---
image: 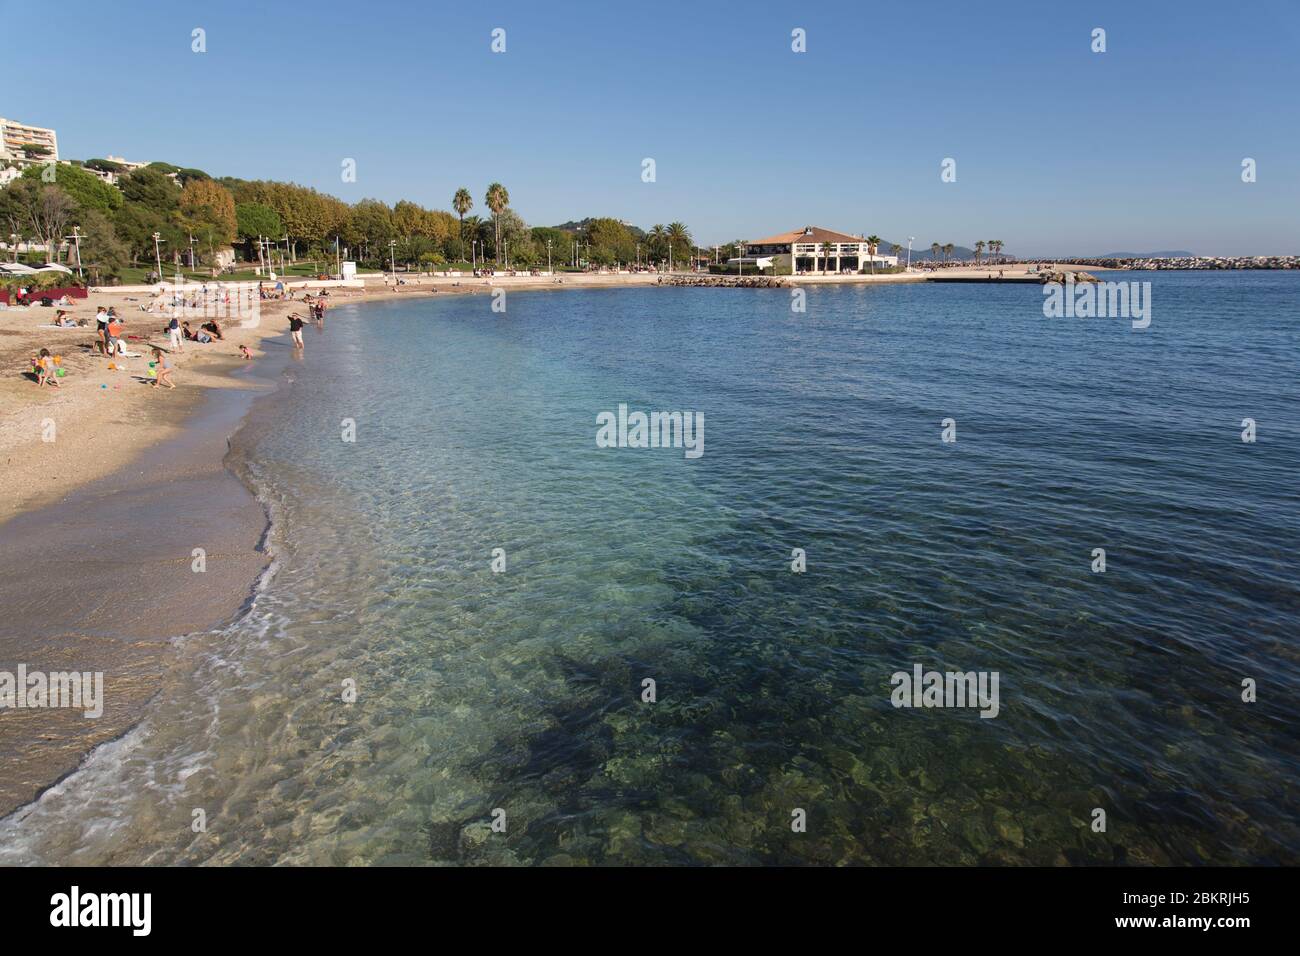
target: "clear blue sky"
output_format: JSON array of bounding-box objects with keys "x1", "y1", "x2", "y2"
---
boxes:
[{"x1": 5, "y1": 0, "x2": 1298, "y2": 255}]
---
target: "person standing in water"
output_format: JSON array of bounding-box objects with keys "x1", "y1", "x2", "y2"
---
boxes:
[{"x1": 288, "y1": 313, "x2": 305, "y2": 349}]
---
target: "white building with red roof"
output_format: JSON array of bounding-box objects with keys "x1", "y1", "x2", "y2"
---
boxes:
[{"x1": 737, "y1": 226, "x2": 898, "y2": 274}]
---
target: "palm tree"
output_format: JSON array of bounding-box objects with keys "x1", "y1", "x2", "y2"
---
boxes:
[
  {"x1": 452, "y1": 188, "x2": 473, "y2": 246},
  {"x1": 974, "y1": 240, "x2": 985, "y2": 265},
  {"x1": 821, "y1": 239, "x2": 835, "y2": 275},
  {"x1": 891, "y1": 243, "x2": 901, "y2": 260},
  {"x1": 648, "y1": 224, "x2": 667, "y2": 269},
  {"x1": 943, "y1": 243, "x2": 955, "y2": 263},
  {"x1": 484, "y1": 183, "x2": 509, "y2": 263},
  {"x1": 866, "y1": 234, "x2": 882, "y2": 274},
  {"x1": 992, "y1": 239, "x2": 1003, "y2": 264},
  {"x1": 930, "y1": 242, "x2": 941, "y2": 263},
  {"x1": 666, "y1": 222, "x2": 690, "y2": 271}
]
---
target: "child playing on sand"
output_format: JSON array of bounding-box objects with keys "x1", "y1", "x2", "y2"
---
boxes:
[
  {"x1": 151, "y1": 348, "x2": 175, "y2": 389},
  {"x1": 239, "y1": 344, "x2": 253, "y2": 360},
  {"x1": 35, "y1": 349, "x2": 60, "y2": 387},
  {"x1": 104, "y1": 313, "x2": 123, "y2": 359}
]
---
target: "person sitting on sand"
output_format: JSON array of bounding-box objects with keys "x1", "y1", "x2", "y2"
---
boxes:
[
  {"x1": 151, "y1": 347, "x2": 175, "y2": 389},
  {"x1": 35, "y1": 348, "x2": 60, "y2": 388},
  {"x1": 53, "y1": 310, "x2": 76, "y2": 328},
  {"x1": 182, "y1": 321, "x2": 213, "y2": 344},
  {"x1": 239, "y1": 344, "x2": 253, "y2": 360},
  {"x1": 202, "y1": 319, "x2": 224, "y2": 340}
]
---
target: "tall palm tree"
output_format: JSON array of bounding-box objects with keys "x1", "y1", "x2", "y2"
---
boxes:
[
  {"x1": 485, "y1": 183, "x2": 509, "y2": 263},
  {"x1": 666, "y1": 222, "x2": 690, "y2": 270},
  {"x1": 943, "y1": 243, "x2": 955, "y2": 263},
  {"x1": 452, "y1": 188, "x2": 473, "y2": 246},
  {"x1": 974, "y1": 240, "x2": 985, "y2": 265},
  {"x1": 866, "y1": 234, "x2": 882, "y2": 274},
  {"x1": 930, "y1": 241, "x2": 941, "y2": 263},
  {"x1": 649, "y1": 224, "x2": 667, "y2": 268},
  {"x1": 821, "y1": 239, "x2": 835, "y2": 275},
  {"x1": 992, "y1": 239, "x2": 1003, "y2": 264}
]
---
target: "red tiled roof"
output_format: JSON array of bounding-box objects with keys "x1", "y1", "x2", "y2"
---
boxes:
[{"x1": 748, "y1": 226, "x2": 864, "y2": 245}]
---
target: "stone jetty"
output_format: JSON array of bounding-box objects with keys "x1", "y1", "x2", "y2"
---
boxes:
[{"x1": 660, "y1": 274, "x2": 790, "y2": 288}]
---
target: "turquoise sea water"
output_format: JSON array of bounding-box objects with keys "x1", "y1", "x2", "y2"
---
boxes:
[{"x1": 3, "y1": 272, "x2": 1297, "y2": 864}]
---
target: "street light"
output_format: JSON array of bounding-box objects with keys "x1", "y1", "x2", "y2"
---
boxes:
[
  {"x1": 152, "y1": 232, "x2": 165, "y2": 281},
  {"x1": 907, "y1": 236, "x2": 915, "y2": 270},
  {"x1": 547, "y1": 238, "x2": 552, "y2": 273},
  {"x1": 65, "y1": 227, "x2": 84, "y2": 279},
  {"x1": 389, "y1": 239, "x2": 397, "y2": 276}
]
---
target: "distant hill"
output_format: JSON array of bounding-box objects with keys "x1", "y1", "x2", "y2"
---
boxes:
[
  {"x1": 881, "y1": 240, "x2": 996, "y2": 262},
  {"x1": 551, "y1": 218, "x2": 647, "y2": 240},
  {"x1": 1090, "y1": 250, "x2": 1194, "y2": 259}
]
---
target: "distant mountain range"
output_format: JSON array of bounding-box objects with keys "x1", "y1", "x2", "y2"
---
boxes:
[
  {"x1": 882, "y1": 241, "x2": 992, "y2": 262},
  {"x1": 1087, "y1": 250, "x2": 1195, "y2": 259}
]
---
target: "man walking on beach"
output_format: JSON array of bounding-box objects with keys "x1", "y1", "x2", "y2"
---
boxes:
[
  {"x1": 288, "y1": 313, "x2": 305, "y2": 350},
  {"x1": 168, "y1": 314, "x2": 183, "y2": 352}
]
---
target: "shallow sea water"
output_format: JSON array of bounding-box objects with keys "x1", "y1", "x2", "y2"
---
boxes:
[{"x1": 3, "y1": 272, "x2": 1297, "y2": 865}]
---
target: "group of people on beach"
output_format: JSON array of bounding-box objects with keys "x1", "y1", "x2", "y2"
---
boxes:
[{"x1": 286, "y1": 292, "x2": 328, "y2": 349}]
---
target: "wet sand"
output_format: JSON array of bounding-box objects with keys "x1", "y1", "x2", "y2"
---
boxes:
[{"x1": 0, "y1": 343, "x2": 292, "y2": 817}]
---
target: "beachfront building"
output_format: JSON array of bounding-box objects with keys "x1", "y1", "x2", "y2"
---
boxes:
[
  {"x1": 0, "y1": 117, "x2": 59, "y2": 168},
  {"x1": 81, "y1": 155, "x2": 151, "y2": 186},
  {"x1": 743, "y1": 226, "x2": 899, "y2": 274}
]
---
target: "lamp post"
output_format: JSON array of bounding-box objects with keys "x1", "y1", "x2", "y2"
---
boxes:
[
  {"x1": 65, "y1": 227, "x2": 84, "y2": 279},
  {"x1": 738, "y1": 240, "x2": 745, "y2": 278},
  {"x1": 152, "y1": 232, "x2": 165, "y2": 282},
  {"x1": 389, "y1": 240, "x2": 397, "y2": 276},
  {"x1": 907, "y1": 236, "x2": 914, "y2": 270},
  {"x1": 547, "y1": 238, "x2": 552, "y2": 273}
]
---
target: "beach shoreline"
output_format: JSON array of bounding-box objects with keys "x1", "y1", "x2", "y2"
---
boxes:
[
  {"x1": 0, "y1": 262, "x2": 1104, "y2": 817},
  {"x1": 0, "y1": 341, "x2": 295, "y2": 817}
]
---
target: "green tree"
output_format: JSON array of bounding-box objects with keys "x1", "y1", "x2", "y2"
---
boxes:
[
  {"x1": 73, "y1": 207, "x2": 129, "y2": 283},
  {"x1": 120, "y1": 167, "x2": 180, "y2": 215},
  {"x1": 21, "y1": 162, "x2": 122, "y2": 213},
  {"x1": 584, "y1": 218, "x2": 636, "y2": 266},
  {"x1": 179, "y1": 179, "x2": 237, "y2": 246}
]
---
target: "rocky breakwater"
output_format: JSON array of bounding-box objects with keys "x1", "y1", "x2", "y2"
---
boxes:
[
  {"x1": 660, "y1": 274, "x2": 790, "y2": 288},
  {"x1": 1038, "y1": 270, "x2": 1100, "y2": 284}
]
